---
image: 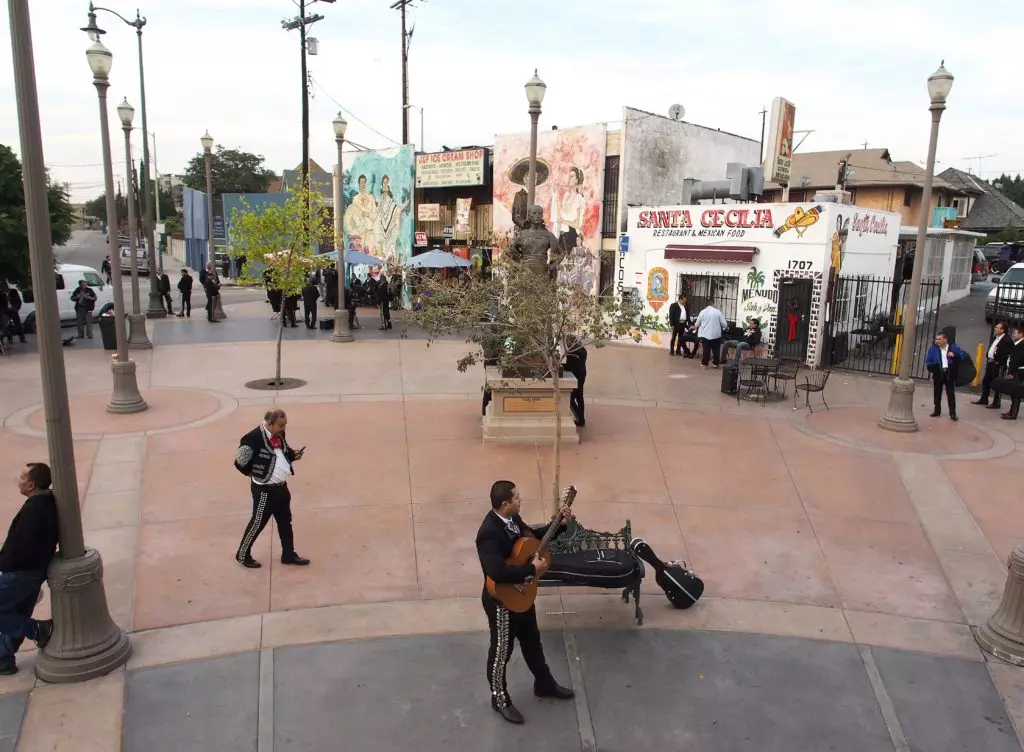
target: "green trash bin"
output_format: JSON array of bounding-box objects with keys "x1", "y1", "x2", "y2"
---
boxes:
[{"x1": 98, "y1": 314, "x2": 117, "y2": 351}]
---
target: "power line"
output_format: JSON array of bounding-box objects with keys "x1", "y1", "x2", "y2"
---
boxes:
[{"x1": 308, "y1": 74, "x2": 402, "y2": 147}]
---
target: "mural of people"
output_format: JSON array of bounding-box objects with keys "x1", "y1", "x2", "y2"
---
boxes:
[
  {"x1": 552, "y1": 166, "x2": 585, "y2": 252},
  {"x1": 373, "y1": 175, "x2": 409, "y2": 265},
  {"x1": 344, "y1": 174, "x2": 377, "y2": 250}
]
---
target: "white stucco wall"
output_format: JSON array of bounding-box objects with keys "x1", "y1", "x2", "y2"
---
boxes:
[{"x1": 618, "y1": 107, "x2": 761, "y2": 231}]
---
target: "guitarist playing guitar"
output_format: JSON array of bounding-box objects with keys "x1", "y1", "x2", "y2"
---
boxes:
[{"x1": 476, "y1": 480, "x2": 575, "y2": 725}]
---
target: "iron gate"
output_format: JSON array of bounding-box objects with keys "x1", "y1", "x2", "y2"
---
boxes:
[
  {"x1": 825, "y1": 275, "x2": 942, "y2": 380},
  {"x1": 676, "y1": 273, "x2": 740, "y2": 322},
  {"x1": 987, "y1": 279, "x2": 1024, "y2": 338}
]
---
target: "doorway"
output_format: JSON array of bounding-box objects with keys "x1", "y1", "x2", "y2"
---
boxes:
[{"x1": 775, "y1": 278, "x2": 813, "y2": 361}]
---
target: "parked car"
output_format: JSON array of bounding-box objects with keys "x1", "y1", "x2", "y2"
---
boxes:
[
  {"x1": 985, "y1": 262, "x2": 1024, "y2": 323},
  {"x1": 985, "y1": 242, "x2": 1024, "y2": 274},
  {"x1": 14, "y1": 263, "x2": 115, "y2": 334},
  {"x1": 972, "y1": 249, "x2": 989, "y2": 283},
  {"x1": 119, "y1": 242, "x2": 149, "y2": 275}
]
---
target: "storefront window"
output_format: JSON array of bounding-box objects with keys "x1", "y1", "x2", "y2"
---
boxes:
[{"x1": 676, "y1": 273, "x2": 740, "y2": 321}]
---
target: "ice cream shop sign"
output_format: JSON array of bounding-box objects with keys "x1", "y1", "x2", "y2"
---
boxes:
[{"x1": 634, "y1": 206, "x2": 827, "y2": 243}]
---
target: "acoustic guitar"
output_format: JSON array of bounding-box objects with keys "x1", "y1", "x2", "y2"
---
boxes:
[{"x1": 486, "y1": 485, "x2": 577, "y2": 613}]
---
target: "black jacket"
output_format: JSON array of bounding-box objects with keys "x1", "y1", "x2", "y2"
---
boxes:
[
  {"x1": 1007, "y1": 340, "x2": 1024, "y2": 378},
  {"x1": 742, "y1": 326, "x2": 763, "y2": 348},
  {"x1": 989, "y1": 334, "x2": 1014, "y2": 367},
  {"x1": 564, "y1": 345, "x2": 588, "y2": 382},
  {"x1": 70, "y1": 286, "x2": 96, "y2": 311},
  {"x1": 178, "y1": 274, "x2": 193, "y2": 294},
  {"x1": 669, "y1": 301, "x2": 686, "y2": 328},
  {"x1": 5, "y1": 288, "x2": 22, "y2": 311},
  {"x1": 476, "y1": 511, "x2": 564, "y2": 585},
  {"x1": 302, "y1": 283, "x2": 320, "y2": 306},
  {"x1": 0, "y1": 491, "x2": 59, "y2": 573},
  {"x1": 158, "y1": 274, "x2": 171, "y2": 294},
  {"x1": 233, "y1": 425, "x2": 297, "y2": 483}
]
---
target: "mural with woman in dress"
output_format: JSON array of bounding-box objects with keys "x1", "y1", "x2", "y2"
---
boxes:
[
  {"x1": 492, "y1": 124, "x2": 606, "y2": 294},
  {"x1": 341, "y1": 145, "x2": 414, "y2": 277}
]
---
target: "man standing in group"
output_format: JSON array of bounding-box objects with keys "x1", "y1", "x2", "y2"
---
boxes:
[
  {"x1": 476, "y1": 481, "x2": 574, "y2": 724},
  {"x1": 925, "y1": 330, "x2": 967, "y2": 421},
  {"x1": 176, "y1": 269, "x2": 193, "y2": 318},
  {"x1": 991, "y1": 325, "x2": 1024, "y2": 421},
  {"x1": 0, "y1": 463, "x2": 58, "y2": 675},
  {"x1": 70, "y1": 279, "x2": 97, "y2": 340},
  {"x1": 101, "y1": 254, "x2": 112, "y2": 284},
  {"x1": 233, "y1": 409, "x2": 309, "y2": 568},
  {"x1": 694, "y1": 299, "x2": 728, "y2": 368},
  {"x1": 202, "y1": 263, "x2": 220, "y2": 324},
  {"x1": 302, "y1": 275, "x2": 320, "y2": 330},
  {"x1": 668, "y1": 294, "x2": 687, "y2": 356},
  {"x1": 158, "y1": 271, "x2": 173, "y2": 316},
  {"x1": 378, "y1": 274, "x2": 392, "y2": 330},
  {"x1": 975, "y1": 321, "x2": 1012, "y2": 409},
  {"x1": 563, "y1": 336, "x2": 587, "y2": 427},
  {"x1": 0, "y1": 282, "x2": 26, "y2": 345}
]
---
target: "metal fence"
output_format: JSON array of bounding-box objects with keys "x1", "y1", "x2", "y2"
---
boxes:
[
  {"x1": 825, "y1": 275, "x2": 942, "y2": 380},
  {"x1": 987, "y1": 281, "x2": 1024, "y2": 338},
  {"x1": 676, "y1": 273, "x2": 740, "y2": 322}
]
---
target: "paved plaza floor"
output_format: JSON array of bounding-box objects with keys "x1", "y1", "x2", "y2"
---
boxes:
[{"x1": 0, "y1": 293, "x2": 1023, "y2": 750}]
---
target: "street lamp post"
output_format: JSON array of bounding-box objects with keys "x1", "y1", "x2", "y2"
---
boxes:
[
  {"x1": 330, "y1": 113, "x2": 353, "y2": 343},
  {"x1": 82, "y1": 2, "x2": 165, "y2": 319},
  {"x1": 202, "y1": 131, "x2": 226, "y2": 321},
  {"x1": 879, "y1": 62, "x2": 954, "y2": 433},
  {"x1": 119, "y1": 98, "x2": 151, "y2": 349},
  {"x1": 86, "y1": 40, "x2": 146, "y2": 413},
  {"x1": 8, "y1": 0, "x2": 131, "y2": 683},
  {"x1": 524, "y1": 69, "x2": 546, "y2": 207}
]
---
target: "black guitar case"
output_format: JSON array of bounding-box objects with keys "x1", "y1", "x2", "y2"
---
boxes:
[
  {"x1": 542, "y1": 549, "x2": 640, "y2": 589},
  {"x1": 629, "y1": 538, "x2": 704, "y2": 609}
]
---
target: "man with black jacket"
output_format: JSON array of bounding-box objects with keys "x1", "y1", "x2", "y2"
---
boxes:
[
  {"x1": 158, "y1": 272, "x2": 173, "y2": 315},
  {"x1": 721, "y1": 318, "x2": 763, "y2": 366},
  {"x1": 476, "y1": 481, "x2": 574, "y2": 724},
  {"x1": 0, "y1": 463, "x2": 58, "y2": 675},
  {"x1": 176, "y1": 269, "x2": 193, "y2": 318},
  {"x1": 202, "y1": 264, "x2": 220, "y2": 323},
  {"x1": 233, "y1": 410, "x2": 309, "y2": 568},
  {"x1": 70, "y1": 280, "x2": 97, "y2": 339},
  {"x1": 0, "y1": 282, "x2": 26, "y2": 345},
  {"x1": 563, "y1": 336, "x2": 587, "y2": 427},
  {"x1": 991, "y1": 326, "x2": 1024, "y2": 420},
  {"x1": 302, "y1": 276, "x2": 320, "y2": 330},
  {"x1": 668, "y1": 294, "x2": 687, "y2": 356},
  {"x1": 975, "y1": 322, "x2": 1013, "y2": 409}
]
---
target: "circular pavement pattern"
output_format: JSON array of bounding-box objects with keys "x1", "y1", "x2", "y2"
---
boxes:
[
  {"x1": 19, "y1": 389, "x2": 227, "y2": 438},
  {"x1": 798, "y1": 405, "x2": 1013, "y2": 459}
]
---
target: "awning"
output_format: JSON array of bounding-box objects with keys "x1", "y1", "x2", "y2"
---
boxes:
[{"x1": 664, "y1": 245, "x2": 758, "y2": 263}]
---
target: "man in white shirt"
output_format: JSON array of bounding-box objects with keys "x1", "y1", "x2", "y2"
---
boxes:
[
  {"x1": 694, "y1": 301, "x2": 729, "y2": 368},
  {"x1": 975, "y1": 321, "x2": 1012, "y2": 409}
]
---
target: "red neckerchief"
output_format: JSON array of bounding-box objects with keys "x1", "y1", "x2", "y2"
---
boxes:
[{"x1": 269, "y1": 435, "x2": 283, "y2": 450}]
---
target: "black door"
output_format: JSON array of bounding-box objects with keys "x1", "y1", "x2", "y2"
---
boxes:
[{"x1": 775, "y1": 279, "x2": 813, "y2": 361}]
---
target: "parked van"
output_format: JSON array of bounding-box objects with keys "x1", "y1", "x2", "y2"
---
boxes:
[{"x1": 14, "y1": 263, "x2": 115, "y2": 333}]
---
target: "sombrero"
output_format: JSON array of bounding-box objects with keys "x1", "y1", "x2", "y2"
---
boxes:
[{"x1": 508, "y1": 157, "x2": 550, "y2": 187}]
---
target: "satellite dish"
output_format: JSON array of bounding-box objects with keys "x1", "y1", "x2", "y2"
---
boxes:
[{"x1": 668, "y1": 104, "x2": 685, "y2": 121}]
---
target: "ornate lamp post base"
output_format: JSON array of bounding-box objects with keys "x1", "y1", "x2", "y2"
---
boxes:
[
  {"x1": 35, "y1": 549, "x2": 131, "y2": 683},
  {"x1": 107, "y1": 358, "x2": 148, "y2": 414},
  {"x1": 145, "y1": 289, "x2": 167, "y2": 319},
  {"x1": 878, "y1": 376, "x2": 920, "y2": 433},
  {"x1": 126, "y1": 313, "x2": 152, "y2": 349},
  {"x1": 977, "y1": 545, "x2": 1024, "y2": 666},
  {"x1": 330, "y1": 310, "x2": 353, "y2": 342}
]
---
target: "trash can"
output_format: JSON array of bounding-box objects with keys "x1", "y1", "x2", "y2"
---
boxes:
[
  {"x1": 98, "y1": 314, "x2": 117, "y2": 351},
  {"x1": 721, "y1": 364, "x2": 738, "y2": 395}
]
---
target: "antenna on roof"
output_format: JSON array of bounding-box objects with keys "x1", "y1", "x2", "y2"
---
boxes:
[{"x1": 668, "y1": 104, "x2": 685, "y2": 121}]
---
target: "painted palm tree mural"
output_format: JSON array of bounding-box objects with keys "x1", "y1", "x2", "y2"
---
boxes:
[{"x1": 746, "y1": 266, "x2": 765, "y2": 289}]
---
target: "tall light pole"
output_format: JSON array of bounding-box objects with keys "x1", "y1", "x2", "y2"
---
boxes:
[
  {"x1": 879, "y1": 62, "x2": 954, "y2": 433},
  {"x1": 201, "y1": 131, "x2": 225, "y2": 320},
  {"x1": 119, "y1": 98, "x2": 152, "y2": 349},
  {"x1": 525, "y1": 70, "x2": 546, "y2": 207},
  {"x1": 331, "y1": 113, "x2": 353, "y2": 343},
  {"x1": 8, "y1": 0, "x2": 131, "y2": 683},
  {"x1": 82, "y1": 2, "x2": 165, "y2": 318},
  {"x1": 404, "y1": 104, "x2": 424, "y2": 151},
  {"x1": 149, "y1": 130, "x2": 162, "y2": 272},
  {"x1": 87, "y1": 40, "x2": 146, "y2": 413}
]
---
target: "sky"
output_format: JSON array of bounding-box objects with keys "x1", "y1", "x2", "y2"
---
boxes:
[{"x1": 1, "y1": 0, "x2": 1022, "y2": 204}]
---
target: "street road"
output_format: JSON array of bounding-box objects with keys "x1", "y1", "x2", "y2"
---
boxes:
[{"x1": 937, "y1": 280, "x2": 996, "y2": 355}]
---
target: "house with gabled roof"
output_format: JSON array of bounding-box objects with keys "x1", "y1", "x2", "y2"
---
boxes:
[{"x1": 938, "y1": 167, "x2": 1024, "y2": 235}]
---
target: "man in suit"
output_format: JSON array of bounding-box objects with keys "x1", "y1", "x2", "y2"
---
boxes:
[
  {"x1": 476, "y1": 481, "x2": 574, "y2": 724},
  {"x1": 991, "y1": 325, "x2": 1024, "y2": 421},
  {"x1": 668, "y1": 294, "x2": 687, "y2": 356},
  {"x1": 563, "y1": 336, "x2": 587, "y2": 427},
  {"x1": 925, "y1": 331, "x2": 967, "y2": 421},
  {"x1": 975, "y1": 321, "x2": 1013, "y2": 409}
]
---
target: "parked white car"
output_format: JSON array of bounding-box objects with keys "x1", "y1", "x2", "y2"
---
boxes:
[
  {"x1": 119, "y1": 242, "x2": 149, "y2": 275},
  {"x1": 985, "y1": 263, "x2": 1024, "y2": 323},
  {"x1": 15, "y1": 263, "x2": 115, "y2": 333}
]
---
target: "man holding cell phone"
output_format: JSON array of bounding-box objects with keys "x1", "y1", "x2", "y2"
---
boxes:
[{"x1": 232, "y1": 409, "x2": 309, "y2": 568}]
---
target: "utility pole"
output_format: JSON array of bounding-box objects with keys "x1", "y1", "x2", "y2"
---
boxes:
[
  {"x1": 391, "y1": 0, "x2": 414, "y2": 145},
  {"x1": 758, "y1": 107, "x2": 767, "y2": 165}
]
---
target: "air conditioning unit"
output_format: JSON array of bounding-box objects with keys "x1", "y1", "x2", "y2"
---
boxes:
[{"x1": 812, "y1": 190, "x2": 853, "y2": 205}]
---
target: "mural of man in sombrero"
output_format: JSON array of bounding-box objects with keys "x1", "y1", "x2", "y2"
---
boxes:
[{"x1": 507, "y1": 156, "x2": 551, "y2": 230}]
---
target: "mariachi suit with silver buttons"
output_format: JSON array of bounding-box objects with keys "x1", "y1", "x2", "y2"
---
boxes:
[
  {"x1": 476, "y1": 511, "x2": 565, "y2": 712},
  {"x1": 234, "y1": 425, "x2": 298, "y2": 563}
]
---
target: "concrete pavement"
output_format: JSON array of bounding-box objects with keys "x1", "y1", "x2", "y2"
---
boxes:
[{"x1": 1, "y1": 258, "x2": 1024, "y2": 749}]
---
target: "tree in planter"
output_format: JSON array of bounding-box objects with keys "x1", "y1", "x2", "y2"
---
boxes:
[
  {"x1": 406, "y1": 247, "x2": 653, "y2": 516},
  {"x1": 229, "y1": 184, "x2": 332, "y2": 387}
]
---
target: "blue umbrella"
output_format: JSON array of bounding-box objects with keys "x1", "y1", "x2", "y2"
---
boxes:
[{"x1": 407, "y1": 249, "x2": 472, "y2": 269}]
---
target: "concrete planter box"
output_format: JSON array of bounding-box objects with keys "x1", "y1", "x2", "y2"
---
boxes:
[{"x1": 482, "y1": 366, "x2": 579, "y2": 445}]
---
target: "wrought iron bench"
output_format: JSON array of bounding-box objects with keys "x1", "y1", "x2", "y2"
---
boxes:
[{"x1": 539, "y1": 518, "x2": 645, "y2": 625}]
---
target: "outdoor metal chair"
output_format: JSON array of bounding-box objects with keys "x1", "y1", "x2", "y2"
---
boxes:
[
  {"x1": 794, "y1": 369, "x2": 831, "y2": 413},
  {"x1": 770, "y1": 358, "x2": 801, "y2": 396},
  {"x1": 737, "y1": 361, "x2": 770, "y2": 407}
]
